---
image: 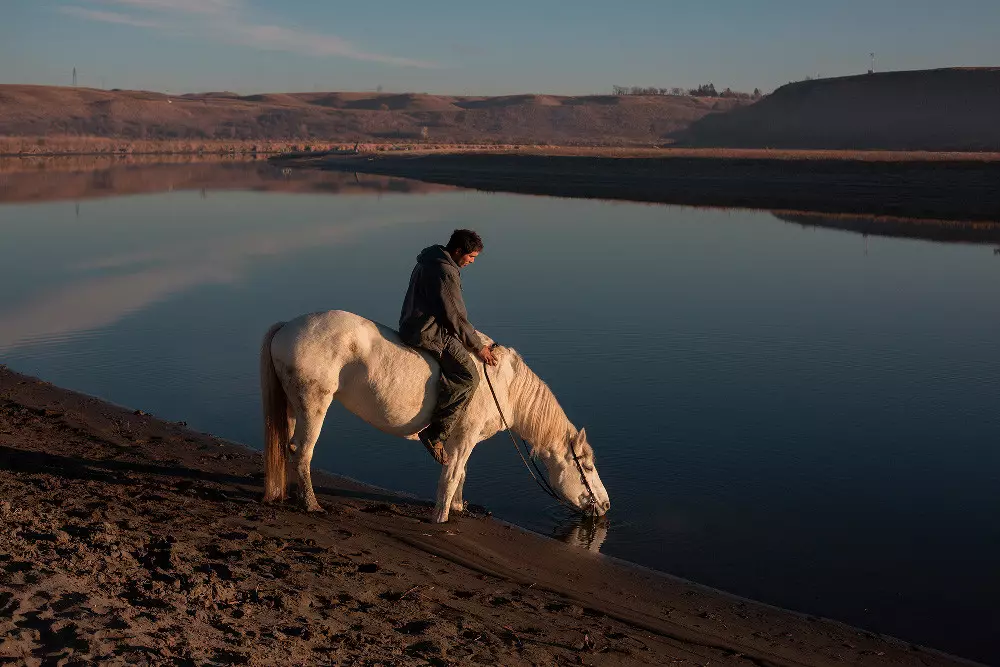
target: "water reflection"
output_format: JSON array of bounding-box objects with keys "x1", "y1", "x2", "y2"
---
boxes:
[
  {"x1": 552, "y1": 515, "x2": 610, "y2": 553},
  {"x1": 0, "y1": 207, "x2": 433, "y2": 353},
  {"x1": 5, "y1": 156, "x2": 998, "y2": 246},
  {"x1": 0, "y1": 155, "x2": 457, "y2": 204},
  {"x1": 771, "y1": 211, "x2": 1000, "y2": 245},
  {"x1": 2, "y1": 158, "x2": 999, "y2": 664},
  {"x1": 0, "y1": 160, "x2": 465, "y2": 354}
]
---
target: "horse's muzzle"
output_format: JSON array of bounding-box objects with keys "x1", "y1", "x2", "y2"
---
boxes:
[{"x1": 581, "y1": 495, "x2": 610, "y2": 515}]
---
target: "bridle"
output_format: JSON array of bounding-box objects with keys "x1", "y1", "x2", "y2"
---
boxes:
[{"x1": 482, "y1": 355, "x2": 599, "y2": 516}]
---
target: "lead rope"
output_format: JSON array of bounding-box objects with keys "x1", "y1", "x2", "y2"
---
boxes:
[{"x1": 482, "y1": 357, "x2": 598, "y2": 516}]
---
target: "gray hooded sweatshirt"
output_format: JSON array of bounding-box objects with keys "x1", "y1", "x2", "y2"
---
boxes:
[{"x1": 399, "y1": 245, "x2": 484, "y2": 355}]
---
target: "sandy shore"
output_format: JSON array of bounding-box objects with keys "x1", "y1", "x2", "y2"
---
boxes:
[
  {"x1": 0, "y1": 366, "x2": 980, "y2": 666},
  {"x1": 278, "y1": 149, "x2": 1000, "y2": 230}
]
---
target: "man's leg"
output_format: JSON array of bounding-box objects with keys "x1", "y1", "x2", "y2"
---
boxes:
[{"x1": 421, "y1": 337, "x2": 480, "y2": 464}]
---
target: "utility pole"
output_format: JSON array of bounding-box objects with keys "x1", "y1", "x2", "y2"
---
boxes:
[
  {"x1": 869, "y1": 52, "x2": 876, "y2": 74},
  {"x1": 72, "y1": 67, "x2": 77, "y2": 86}
]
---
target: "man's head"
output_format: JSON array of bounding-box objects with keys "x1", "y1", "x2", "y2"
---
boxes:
[{"x1": 445, "y1": 229, "x2": 483, "y2": 268}]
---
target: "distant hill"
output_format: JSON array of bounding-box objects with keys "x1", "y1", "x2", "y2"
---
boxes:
[
  {"x1": 676, "y1": 68, "x2": 1000, "y2": 151},
  {"x1": 0, "y1": 85, "x2": 749, "y2": 146}
]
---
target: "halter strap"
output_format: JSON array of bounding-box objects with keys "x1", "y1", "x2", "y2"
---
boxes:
[{"x1": 482, "y1": 357, "x2": 598, "y2": 516}]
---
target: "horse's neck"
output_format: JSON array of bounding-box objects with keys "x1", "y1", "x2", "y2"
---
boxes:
[{"x1": 507, "y1": 355, "x2": 572, "y2": 454}]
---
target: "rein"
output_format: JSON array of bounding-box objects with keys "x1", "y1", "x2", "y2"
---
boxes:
[{"x1": 481, "y1": 356, "x2": 599, "y2": 516}]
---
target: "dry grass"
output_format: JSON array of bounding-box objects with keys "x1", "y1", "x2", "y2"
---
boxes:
[
  {"x1": 0, "y1": 152, "x2": 271, "y2": 173},
  {"x1": 0, "y1": 135, "x2": 536, "y2": 157},
  {"x1": 0, "y1": 84, "x2": 749, "y2": 150},
  {"x1": 8, "y1": 137, "x2": 1000, "y2": 162},
  {"x1": 0, "y1": 136, "x2": 351, "y2": 156}
]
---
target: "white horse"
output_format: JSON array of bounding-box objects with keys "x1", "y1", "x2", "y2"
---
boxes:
[{"x1": 259, "y1": 310, "x2": 610, "y2": 523}]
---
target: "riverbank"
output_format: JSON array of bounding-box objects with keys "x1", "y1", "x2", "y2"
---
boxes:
[
  {"x1": 277, "y1": 148, "x2": 1000, "y2": 226},
  {"x1": 0, "y1": 136, "x2": 524, "y2": 158},
  {"x1": 0, "y1": 365, "x2": 980, "y2": 666}
]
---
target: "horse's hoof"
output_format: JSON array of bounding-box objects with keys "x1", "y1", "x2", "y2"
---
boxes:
[
  {"x1": 450, "y1": 500, "x2": 467, "y2": 513},
  {"x1": 429, "y1": 510, "x2": 449, "y2": 524},
  {"x1": 299, "y1": 498, "x2": 326, "y2": 514}
]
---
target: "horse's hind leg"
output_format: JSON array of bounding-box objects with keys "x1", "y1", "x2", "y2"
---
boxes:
[{"x1": 289, "y1": 391, "x2": 333, "y2": 513}]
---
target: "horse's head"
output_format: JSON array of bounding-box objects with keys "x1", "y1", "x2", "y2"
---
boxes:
[{"x1": 538, "y1": 428, "x2": 610, "y2": 516}]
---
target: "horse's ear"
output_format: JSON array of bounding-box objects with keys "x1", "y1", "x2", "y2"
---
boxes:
[{"x1": 575, "y1": 428, "x2": 587, "y2": 444}]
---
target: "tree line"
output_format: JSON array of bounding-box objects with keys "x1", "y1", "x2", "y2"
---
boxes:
[{"x1": 611, "y1": 84, "x2": 763, "y2": 99}]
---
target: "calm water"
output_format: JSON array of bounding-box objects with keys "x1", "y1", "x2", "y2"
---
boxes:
[{"x1": 2, "y1": 160, "x2": 998, "y2": 663}]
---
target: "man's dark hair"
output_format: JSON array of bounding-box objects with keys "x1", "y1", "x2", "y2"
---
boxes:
[{"x1": 446, "y1": 229, "x2": 484, "y2": 255}]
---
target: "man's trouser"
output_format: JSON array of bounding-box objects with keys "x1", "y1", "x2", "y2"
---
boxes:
[{"x1": 425, "y1": 335, "x2": 480, "y2": 443}]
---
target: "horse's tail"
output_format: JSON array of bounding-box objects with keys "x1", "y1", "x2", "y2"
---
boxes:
[{"x1": 260, "y1": 321, "x2": 289, "y2": 502}]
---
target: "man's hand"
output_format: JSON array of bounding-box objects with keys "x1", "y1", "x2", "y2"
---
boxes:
[{"x1": 476, "y1": 345, "x2": 497, "y2": 366}]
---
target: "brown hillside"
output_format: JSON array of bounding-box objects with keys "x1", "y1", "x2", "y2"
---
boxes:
[
  {"x1": 0, "y1": 85, "x2": 748, "y2": 146},
  {"x1": 677, "y1": 68, "x2": 1000, "y2": 151}
]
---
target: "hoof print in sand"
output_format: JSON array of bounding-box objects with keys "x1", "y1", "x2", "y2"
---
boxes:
[{"x1": 395, "y1": 619, "x2": 433, "y2": 635}]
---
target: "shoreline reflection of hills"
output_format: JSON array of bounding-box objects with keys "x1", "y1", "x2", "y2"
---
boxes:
[
  {"x1": 772, "y1": 211, "x2": 1000, "y2": 245},
  {"x1": 0, "y1": 157, "x2": 458, "y2": 204}
]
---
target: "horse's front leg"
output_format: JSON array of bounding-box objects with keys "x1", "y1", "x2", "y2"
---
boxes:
[
  {"x1": 451, "y1": 467, "x2": 467, "y2": 513},
  {"x1": 431, "y1": 439, "x2": 474, "y2": 523}
]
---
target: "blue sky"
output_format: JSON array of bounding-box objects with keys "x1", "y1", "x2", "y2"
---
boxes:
[{"x1": 3, "y1": 0, "x2": 1000, "y2": 96}]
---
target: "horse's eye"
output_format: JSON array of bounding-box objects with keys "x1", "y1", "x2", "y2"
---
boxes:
[{"x1": 583, "y1": 465, "x2": 594, "y2": 473}]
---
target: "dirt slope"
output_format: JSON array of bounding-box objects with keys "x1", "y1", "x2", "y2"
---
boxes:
[
  {"x1": 677, "y1": 68, "x2": 1000, "y2": 151},
  {"x1": 0, "y1": 85, "x2": 748, "y2": 146}
]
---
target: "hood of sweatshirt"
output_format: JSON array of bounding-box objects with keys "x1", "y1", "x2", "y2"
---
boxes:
[{"x1": 416, "y1": 244, "x2": 459, "y2": 272}]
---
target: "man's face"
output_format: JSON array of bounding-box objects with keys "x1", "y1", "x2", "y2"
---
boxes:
[{"x1": 453, "y1": 250, "x2": 479, "y2": 268}]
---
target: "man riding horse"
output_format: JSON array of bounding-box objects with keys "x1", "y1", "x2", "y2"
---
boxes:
[{"x1": 399, "y1": 229, "x2": 497, "y2": 465}]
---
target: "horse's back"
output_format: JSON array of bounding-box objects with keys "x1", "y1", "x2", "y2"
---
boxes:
[
  {"x1": 273, "y1": 310, "x2": 400, "y2": 360},
  {"x1": 270, "y1": 310, "x2": 437, "y2": 436}
]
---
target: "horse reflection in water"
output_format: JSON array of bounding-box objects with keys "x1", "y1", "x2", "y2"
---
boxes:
[
  {"x1": 553, "y1": 515, "x2": 610, "y2": 553},
  {"x1": 260, "y1": 310, "x2": 611, "y2": 523}
]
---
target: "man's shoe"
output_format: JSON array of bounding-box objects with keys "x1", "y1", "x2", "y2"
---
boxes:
[{"x1": 418, "y1": 430, "x2": 450, "y2": 465}]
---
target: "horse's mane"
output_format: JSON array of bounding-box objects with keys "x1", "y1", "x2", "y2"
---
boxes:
[{"x1": 503, "y1": 348, "x2": 573, "y2": 455}]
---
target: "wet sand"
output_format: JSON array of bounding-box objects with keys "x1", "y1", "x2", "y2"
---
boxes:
[
  {"x1": 279, "y1": 149, "x2": 1000, "y2": 227},
  {"x1": 0, "y1": 365, "x2": 980, "y2": 666}
]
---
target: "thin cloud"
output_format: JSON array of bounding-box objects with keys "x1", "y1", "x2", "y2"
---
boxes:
[
  {"x1": 59, "y1": 6, "x2": 161, "y2": 28},
  {"x1": 62, "y1": 1, "x2": 442, "y2": 69},
  {"x1": 227, "y1": 23, "x2": 441, "y2": 68},
  {"x1": 102, "y1": 0, "x2": 239, "y2": 15}
]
